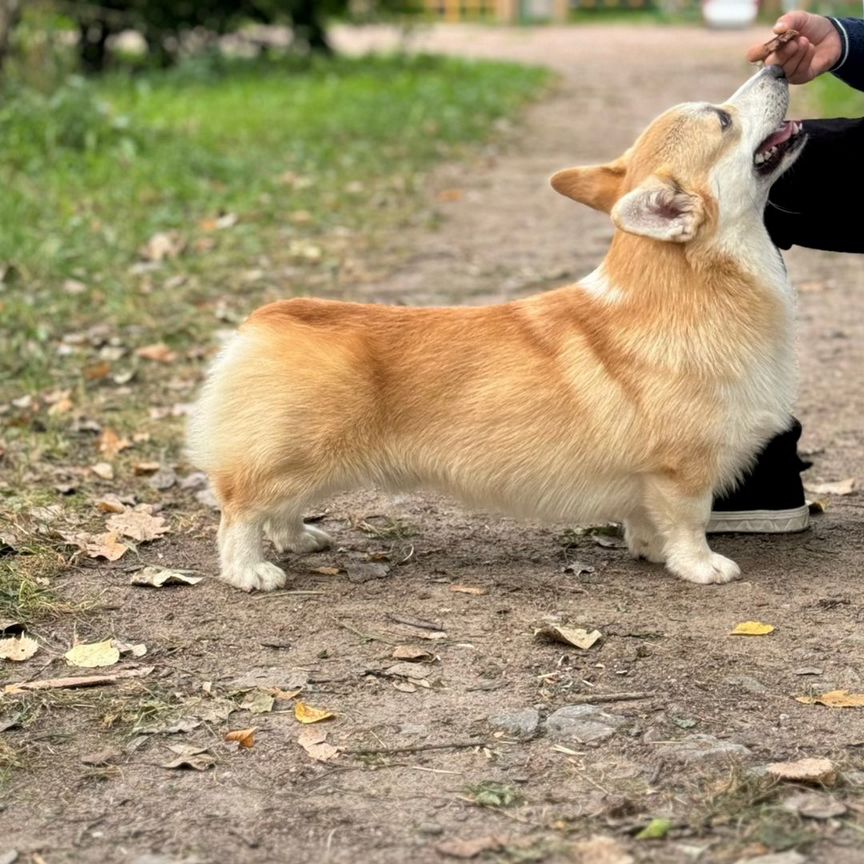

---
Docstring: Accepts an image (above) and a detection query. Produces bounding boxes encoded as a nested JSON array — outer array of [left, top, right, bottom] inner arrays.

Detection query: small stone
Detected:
[[417, 822, 444, 836], [488, 708, 540, 740], [658, 734, 750, 765], [0, 851, 19, 864], [545, 705, 626, 744]]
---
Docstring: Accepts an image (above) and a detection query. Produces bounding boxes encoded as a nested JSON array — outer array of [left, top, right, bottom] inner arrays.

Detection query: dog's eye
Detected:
[[717, 110, 732, 131]]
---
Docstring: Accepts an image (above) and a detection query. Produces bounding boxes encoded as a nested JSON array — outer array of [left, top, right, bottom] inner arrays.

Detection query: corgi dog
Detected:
[[188, 66, 805, 593]]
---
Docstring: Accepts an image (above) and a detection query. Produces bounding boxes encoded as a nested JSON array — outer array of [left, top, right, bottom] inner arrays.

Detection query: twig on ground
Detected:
[[253, 590, 327, 600], [4, 666, 154, 694], [333, 618, 395, 645], [345, 739, 486, 756], [386, 613, 444, 631], [563, 691, 651, 705]]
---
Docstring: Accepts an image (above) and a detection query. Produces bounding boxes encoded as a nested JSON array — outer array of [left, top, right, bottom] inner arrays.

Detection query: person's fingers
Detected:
[[774, 11, 810, 33], [747, 34, 801, 65], [786, 41, 816, 83]]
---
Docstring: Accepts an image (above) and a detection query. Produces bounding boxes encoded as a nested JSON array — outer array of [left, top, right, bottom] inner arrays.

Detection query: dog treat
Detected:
[[752, 29, 800, 63]]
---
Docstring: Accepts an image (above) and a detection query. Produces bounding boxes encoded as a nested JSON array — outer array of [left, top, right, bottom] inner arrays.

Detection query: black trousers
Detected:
[[766, 117, 864, 253]]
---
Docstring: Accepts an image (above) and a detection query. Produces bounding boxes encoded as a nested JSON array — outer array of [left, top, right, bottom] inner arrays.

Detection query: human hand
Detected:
[[746, 12, 843, 84]]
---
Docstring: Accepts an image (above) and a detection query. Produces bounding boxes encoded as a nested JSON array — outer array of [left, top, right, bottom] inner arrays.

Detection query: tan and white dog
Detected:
[[188, 66, 805, 592]]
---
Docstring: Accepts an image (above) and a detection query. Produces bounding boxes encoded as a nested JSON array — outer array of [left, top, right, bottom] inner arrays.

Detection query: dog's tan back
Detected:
[[188, 67, 805, 592]]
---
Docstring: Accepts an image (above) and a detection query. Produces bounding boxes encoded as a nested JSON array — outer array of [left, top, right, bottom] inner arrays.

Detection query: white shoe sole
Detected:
[[706, 505, 810, 534]]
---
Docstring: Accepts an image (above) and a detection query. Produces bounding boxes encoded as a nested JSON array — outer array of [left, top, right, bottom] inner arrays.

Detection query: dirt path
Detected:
[[4, 24, 863, 864]]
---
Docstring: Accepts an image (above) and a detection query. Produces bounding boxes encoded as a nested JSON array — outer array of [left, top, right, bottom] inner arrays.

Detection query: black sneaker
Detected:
[[707, 418, 811, 533]]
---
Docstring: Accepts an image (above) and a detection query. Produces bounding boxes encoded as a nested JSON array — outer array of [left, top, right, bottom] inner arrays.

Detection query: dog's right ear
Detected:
[[550, 154, 628, 214]]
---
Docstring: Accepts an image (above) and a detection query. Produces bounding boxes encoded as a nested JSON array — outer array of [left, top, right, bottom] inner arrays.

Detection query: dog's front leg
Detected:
[[643, 477, 741, 585], [623, 510, 665, 563]]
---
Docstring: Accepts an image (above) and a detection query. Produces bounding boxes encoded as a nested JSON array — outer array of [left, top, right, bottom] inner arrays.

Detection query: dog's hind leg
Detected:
[[643, 476, 740, 585], [265, 514, 332, 555], [623, 509, 665, 564]]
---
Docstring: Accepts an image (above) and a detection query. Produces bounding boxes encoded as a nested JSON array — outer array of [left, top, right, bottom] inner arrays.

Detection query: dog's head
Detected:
[[551, 67, 805, 244]]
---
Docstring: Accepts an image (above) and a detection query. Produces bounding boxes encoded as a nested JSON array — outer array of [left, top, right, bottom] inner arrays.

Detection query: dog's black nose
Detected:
[[764, 65, 786, 80]]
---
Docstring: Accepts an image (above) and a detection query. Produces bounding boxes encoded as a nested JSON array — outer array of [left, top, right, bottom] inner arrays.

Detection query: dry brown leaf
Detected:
[[796, 690, 864, 708], [84, 361, 112, 381], [298, 727, 339, 761], [436, 835, 509, 859], [766, 757, 837, 785], [241, 690, 275, 715], [133, 461, 161, 476], [310, 566, 341, 576], [99, 428, 131, 459], [47, 396, 73, 416], [730, 621, 775, 636], [64, 640, 120, 668], [450, 585, 487, 596], [63, 530, 128, 561], [90, 462, 115, 481], [94, 494, 127, 514], [804, 478, 856, 496], [161, 753, 214, 771], [391, 645, 434, 662], [107, 510, 168, 543], [0, 634, 39, 662], [535, 624, 602, 650], [295, 701, 334, 724], [136, 343, 177, 364], [225, 728, 257, 749], [393, 680, 417, 693], [270, 687, 303, 701], [130, 567, 202, 588], [140, 231, 185, 262]]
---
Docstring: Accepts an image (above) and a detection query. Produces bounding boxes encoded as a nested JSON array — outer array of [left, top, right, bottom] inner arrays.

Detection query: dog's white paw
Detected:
[[670, 552, 741, 585], [222, 561, 288, 592], [267, 523, 332, 555]]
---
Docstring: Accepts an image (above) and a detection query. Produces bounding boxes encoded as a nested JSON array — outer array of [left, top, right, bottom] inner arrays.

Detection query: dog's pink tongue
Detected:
[[758, 121, 795, 152]]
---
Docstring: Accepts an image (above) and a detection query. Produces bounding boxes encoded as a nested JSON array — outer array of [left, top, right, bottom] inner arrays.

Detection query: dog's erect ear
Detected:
[[550, 154, 628, 214], [610, 176, 704, 243]]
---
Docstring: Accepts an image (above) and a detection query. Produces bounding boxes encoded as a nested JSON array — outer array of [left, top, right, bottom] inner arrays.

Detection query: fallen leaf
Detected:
[[571, 835, 634, 864], [783, 791, 847, 820], [130, 567, 202, 587], [90, 462, 114, 481], [298, 726, 339, 761], [393, 681, 417, 693], [436, 835, 508, 860], [269, 687, 302, 701], [391, 645, 434, 662], [346, 561, 391, 583], [438, 188, 464, 203], [63, 530, 128, 561], [0, 635, 39, 662], [225, 728, 257, 749], [415, 630, 447, 641], [468, 781, 522, 808], [84, 361, 112, 382], [796, 690, 864, 708], [161, 753, 214, 771], [535, 625, 602, 650], [310, 566, 342, 576], [636, 817, 672, 840], [113, 640, 147, 658], [450, 585, 487, 595], [804, 478, 856, 496], [384, 662, 433, 680], [140, 231, 185, 262], [94, 494, 126, 514], [107, 510, 168, 543], [730, 621, 775, 636], [64, 640, 120, 668], [767, 757, 837, 785], [295, 701, 334, 724], [99, 428, 131, 459], [81, 748, 122, 766], [241, 690, 275, 715], [133, 461, 161, 475], [136, 344, 177, 364]]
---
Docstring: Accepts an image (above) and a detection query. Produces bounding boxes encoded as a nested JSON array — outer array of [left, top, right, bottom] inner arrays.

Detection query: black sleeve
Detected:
[[828, 17, 864, 92]]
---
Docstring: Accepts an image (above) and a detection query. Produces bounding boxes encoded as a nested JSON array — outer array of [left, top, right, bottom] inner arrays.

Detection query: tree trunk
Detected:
[[290, 0, 332, 54], [79, 19, 111, 74]]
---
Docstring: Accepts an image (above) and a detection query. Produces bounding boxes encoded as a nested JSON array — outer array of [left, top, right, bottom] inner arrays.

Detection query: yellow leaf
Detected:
[[0, 635, 39, 662], [795, 690, 864, 708], [225, 728, 257, 749], [64, 640, 120, 668], [294, 701, 334, 724], [730, 621, 775, 636]]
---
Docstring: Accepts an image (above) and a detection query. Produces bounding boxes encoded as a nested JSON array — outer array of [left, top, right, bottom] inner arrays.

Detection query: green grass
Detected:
[[0, 53, 550, 402], [810, 73, 864, 118]]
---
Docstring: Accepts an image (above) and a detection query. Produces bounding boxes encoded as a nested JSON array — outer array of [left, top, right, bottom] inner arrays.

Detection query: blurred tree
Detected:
[[68, 0, 416, 72], [0, 0, 21, 74]]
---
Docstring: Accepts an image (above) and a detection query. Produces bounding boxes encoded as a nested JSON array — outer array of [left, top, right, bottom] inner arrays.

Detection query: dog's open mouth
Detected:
[[754, 120, 804, 175]]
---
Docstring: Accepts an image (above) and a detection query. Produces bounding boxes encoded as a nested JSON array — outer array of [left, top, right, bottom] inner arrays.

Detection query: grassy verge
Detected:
[[810, 73, 864, 117]]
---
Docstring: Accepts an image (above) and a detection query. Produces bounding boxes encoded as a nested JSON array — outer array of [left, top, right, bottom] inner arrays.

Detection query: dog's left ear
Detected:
[[550, 154, 628, 214], [610, 176, 704, 243]]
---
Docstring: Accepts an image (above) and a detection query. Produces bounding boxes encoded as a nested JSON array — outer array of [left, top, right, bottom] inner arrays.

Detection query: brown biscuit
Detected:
[[752, 29, 800, 63]]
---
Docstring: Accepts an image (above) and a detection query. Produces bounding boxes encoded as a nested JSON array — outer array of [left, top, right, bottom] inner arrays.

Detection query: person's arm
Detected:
[[827, 17, 864, 92]]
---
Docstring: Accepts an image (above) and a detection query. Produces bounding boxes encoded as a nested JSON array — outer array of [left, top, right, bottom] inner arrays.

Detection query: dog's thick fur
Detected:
[[188, 68, 805, 592]]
